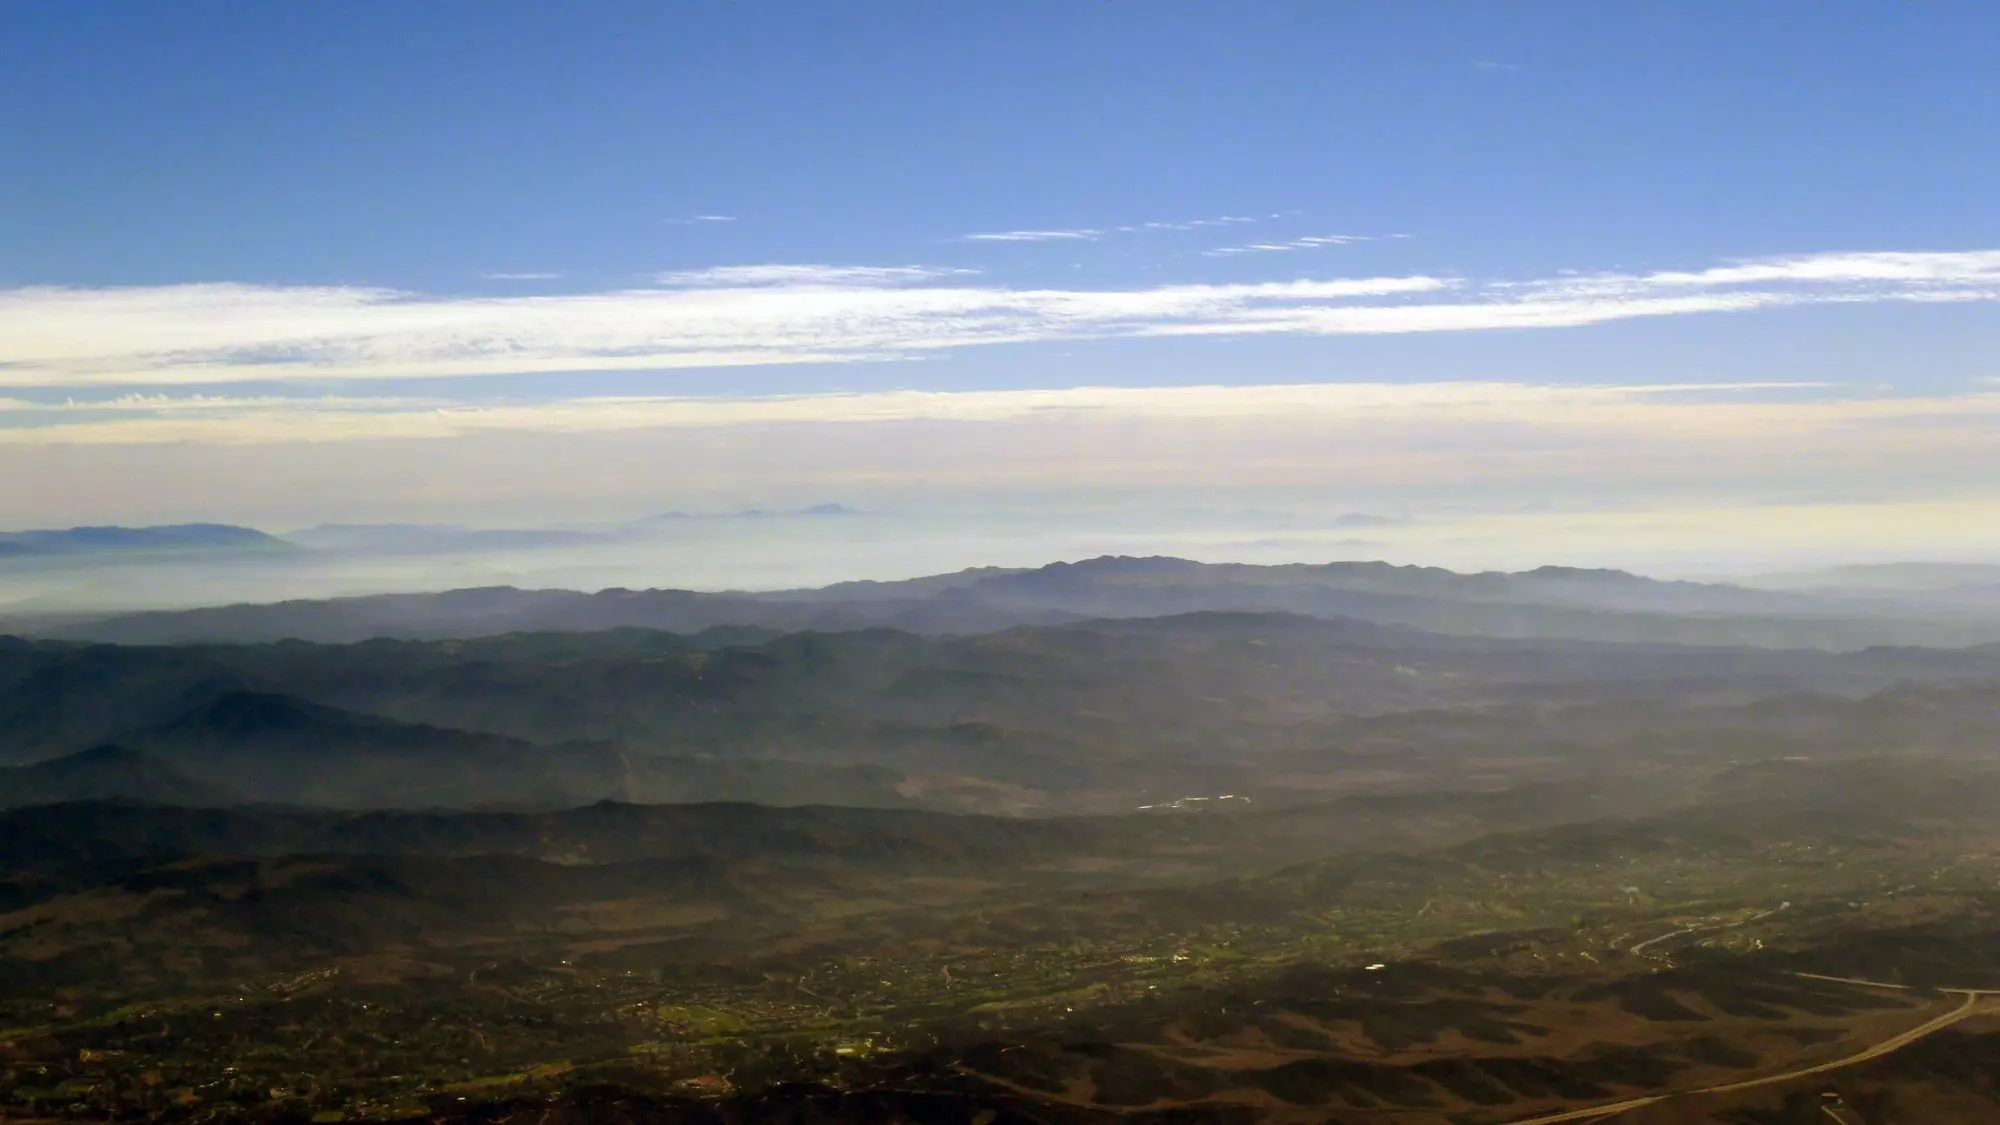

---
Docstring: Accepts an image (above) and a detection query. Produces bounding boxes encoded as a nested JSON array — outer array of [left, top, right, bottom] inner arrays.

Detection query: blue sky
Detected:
[[3, 2, 2000, 570], [8, 3, 1998, 287]]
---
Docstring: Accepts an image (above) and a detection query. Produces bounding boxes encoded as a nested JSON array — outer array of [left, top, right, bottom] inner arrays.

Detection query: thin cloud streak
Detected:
[[653, 264, 977, 287], [3, 248, 1999, 387], [0, 379, 1987, 448], [0, 393, 450, 414], [965, 215, 1260, 239], [1205, 234, 1370, 256], [960, 229, 1103, 242]]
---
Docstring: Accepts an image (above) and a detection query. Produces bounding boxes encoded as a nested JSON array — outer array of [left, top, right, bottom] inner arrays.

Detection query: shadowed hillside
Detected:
[[7, 617, 2000, 814]]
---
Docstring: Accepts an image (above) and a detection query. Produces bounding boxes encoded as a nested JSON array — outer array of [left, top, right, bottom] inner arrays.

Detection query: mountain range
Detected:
[[33, 554, 2000, 649], [10, 556, 2000, 1120], [0, 523, 292, 558]]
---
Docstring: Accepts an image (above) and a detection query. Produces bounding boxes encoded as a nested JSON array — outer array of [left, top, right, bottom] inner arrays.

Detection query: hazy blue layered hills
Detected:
[[46, 583, 1071, 645], [0, 513, 869, 566], [780, 556, 1805, 615], [6, 612, 2000, 815], [39, 555, 2000, 648], [1745, 561, 2000, 590], [1742, 561, 2000, 612], [0, 523, 291, 557]]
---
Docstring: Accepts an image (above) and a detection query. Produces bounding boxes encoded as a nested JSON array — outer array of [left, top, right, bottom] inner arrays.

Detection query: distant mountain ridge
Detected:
[[36, 555, 2000, 650], [0, 523, 291, 557], [0, 744, 236, 808], [0, 508, 872, 564]]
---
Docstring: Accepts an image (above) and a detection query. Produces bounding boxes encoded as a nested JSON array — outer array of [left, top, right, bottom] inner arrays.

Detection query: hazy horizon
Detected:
[[6, 4, 2000, 574], [9, 500, 2000, 618]]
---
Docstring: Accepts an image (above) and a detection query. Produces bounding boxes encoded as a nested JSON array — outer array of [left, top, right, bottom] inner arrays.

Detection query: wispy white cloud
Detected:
[[0, 275, 1451, 385], [1574, 249, 2000, 289], [481, 271, 565, 281], [666, 214, 737, 225], [1108, 216, 1264, 234], [1134, 218, 1243, 232], [1475, 60, 1523, 73], [4, 249, 1999, 388], [3, 380, 1994, 456], [1205, 235, 1369, 256], [652, 264, 977, 287], [960, 229, 1103, 242], [968, 215, 1264, 239], [0, 392, 448, 414]]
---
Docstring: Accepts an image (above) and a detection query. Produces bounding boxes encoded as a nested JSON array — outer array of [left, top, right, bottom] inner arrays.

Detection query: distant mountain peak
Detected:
[[1043, 555, 1210, 576], [1520, 565, 1644, 582]]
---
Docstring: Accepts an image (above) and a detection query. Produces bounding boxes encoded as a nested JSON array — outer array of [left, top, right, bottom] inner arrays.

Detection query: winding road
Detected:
[[1502, 978, 2000, 1125], [1627, 903, 1789, 957]]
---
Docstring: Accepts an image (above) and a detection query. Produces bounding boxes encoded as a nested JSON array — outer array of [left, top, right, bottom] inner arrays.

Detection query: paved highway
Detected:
[[1503, 979, 2000, 1125]]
